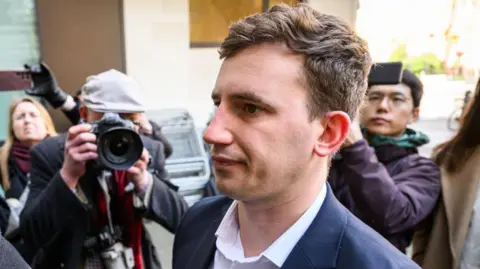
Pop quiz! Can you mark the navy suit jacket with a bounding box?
[172,184,420,269]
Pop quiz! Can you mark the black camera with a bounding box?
[368,62,404,86]
[90,112,144,170]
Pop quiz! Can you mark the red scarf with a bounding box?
[11,140,32,173]
[94,170,144,269]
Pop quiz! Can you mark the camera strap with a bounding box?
[97,170,115,236]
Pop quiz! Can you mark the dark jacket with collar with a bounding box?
[20,133,188,269]
[328,134,441,252]
[0,152,29,233]
[172,184,420,269]
[2,154,29,200]
[0,140,29,201]
[0,141,35,263]
[0,140,30,201]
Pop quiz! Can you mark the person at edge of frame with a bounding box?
[20,69,188,269]
[328,64,441,253]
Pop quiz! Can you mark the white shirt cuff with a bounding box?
[61,95,77,111]
[134,173,154,208]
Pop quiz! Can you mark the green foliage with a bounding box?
[389,44,445,75]
[389,44,408,62]
[404,53,445,75]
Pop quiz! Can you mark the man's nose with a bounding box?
[378,97,390,111]
[203,107,234,146]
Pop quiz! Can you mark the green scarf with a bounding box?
[363,128,430,148]
[333,128,429,161]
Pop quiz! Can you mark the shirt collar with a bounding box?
[215,184,327,267]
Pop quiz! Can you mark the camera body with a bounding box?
[90,112,144,171]
[100,242,135,269]
[84,226,135,269]
[368,62,403,86]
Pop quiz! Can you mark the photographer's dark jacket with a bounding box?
[20,133,188,269]
[328,129,441,252]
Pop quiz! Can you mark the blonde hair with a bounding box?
[0,97,57,191]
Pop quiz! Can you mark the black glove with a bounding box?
[24,62,68,108]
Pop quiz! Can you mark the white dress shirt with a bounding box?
[211,185,327,269]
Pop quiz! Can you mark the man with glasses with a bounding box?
[328,66,441,253]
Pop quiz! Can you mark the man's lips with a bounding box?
[211,155,245,167]
[370,117,390,125]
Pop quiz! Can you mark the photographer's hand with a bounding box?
[342,117,363,148]
[60,124,98,189]
[134,113,153,136]
[24,62,69,109]
[127,149,151,191]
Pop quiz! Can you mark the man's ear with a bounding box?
[313,111,351,157]
[409,107,420,124]
[79,105,88,122]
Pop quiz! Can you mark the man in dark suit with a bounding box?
[172,4,420,269]
[0,232,29,268]
[20,69,188,269]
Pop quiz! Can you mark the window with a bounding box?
[0,0,41,72]
[189,0,301,47]
[0,0,40,139]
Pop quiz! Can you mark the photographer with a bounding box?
[20,69,188,269]
[23,63,173,159]
[328,65,441,253]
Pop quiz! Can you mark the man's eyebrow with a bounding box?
[212,90,273,107]
[391,92,407,97]
[230,91,270,105]
[368,90,407,97]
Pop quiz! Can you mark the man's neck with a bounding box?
[237,170,325,258]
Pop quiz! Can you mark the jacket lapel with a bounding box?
[185,209,227,269]
[442,148,480,267]
[281,184,345,269]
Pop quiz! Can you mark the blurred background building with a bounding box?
[0,0,359,137]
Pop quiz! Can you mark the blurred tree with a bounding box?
[389,43,408,62]
[404,53,445,75]
[390,43,445,75]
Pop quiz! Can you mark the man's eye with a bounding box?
[243,104,259,114]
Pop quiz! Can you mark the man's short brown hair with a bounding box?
[219,3,372,120]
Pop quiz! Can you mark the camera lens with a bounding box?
[97,128,143,170]
[109,136,130,156]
